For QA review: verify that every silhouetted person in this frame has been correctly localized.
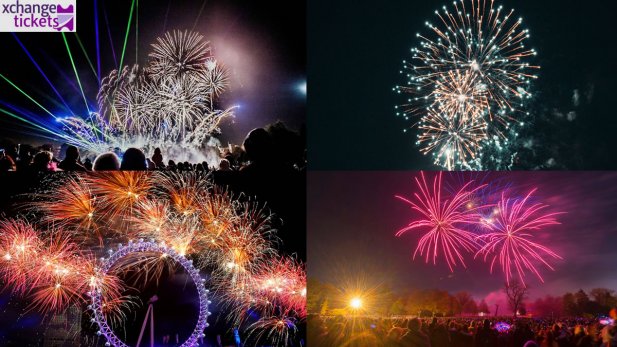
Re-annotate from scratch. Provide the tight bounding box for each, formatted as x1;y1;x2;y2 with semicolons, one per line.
401;318;431;347
475;319;497;347
167;160;176;171
84;158;93;171
0;149;16;171
513;321;535;347
146;158;156;170
93;152;120;171
429;318;450;347
41;144;60;164
242;128;273;168
30;151;55;172
58;145;87;171
152;147;163;167
266;121;304;168
219;159;232;171
120;147;147;170
16;144;34;171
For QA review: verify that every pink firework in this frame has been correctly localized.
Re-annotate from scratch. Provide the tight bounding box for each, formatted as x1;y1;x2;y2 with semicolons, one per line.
253;257;307;319
396;172;487;271
475;189;563;285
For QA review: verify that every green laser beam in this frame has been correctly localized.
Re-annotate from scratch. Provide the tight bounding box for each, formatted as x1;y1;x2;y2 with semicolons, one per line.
0;107;63;137
62;32;90;113
0;73;56;119
74;32;98;79
0;105;99;148
119;0;136;72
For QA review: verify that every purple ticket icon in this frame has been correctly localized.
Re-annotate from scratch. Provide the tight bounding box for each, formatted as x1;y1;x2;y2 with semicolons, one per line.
56;4;74;31
57;4;73;13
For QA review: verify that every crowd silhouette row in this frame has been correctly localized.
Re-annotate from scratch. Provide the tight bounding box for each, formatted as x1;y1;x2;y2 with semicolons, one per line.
0;123;306;174
308;309;617;347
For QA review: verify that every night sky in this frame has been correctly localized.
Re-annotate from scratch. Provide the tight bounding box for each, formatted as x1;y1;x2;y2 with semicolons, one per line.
0;1;306;344
308;0;617;170
308;171;617;308
0;0;305;147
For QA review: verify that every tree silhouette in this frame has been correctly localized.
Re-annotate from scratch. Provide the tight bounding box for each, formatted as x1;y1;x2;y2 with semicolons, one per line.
504;280;528;317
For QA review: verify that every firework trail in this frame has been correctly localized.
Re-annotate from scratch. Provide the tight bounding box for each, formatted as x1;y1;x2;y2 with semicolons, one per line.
395;0;539;169
475;189;563;286
396;172;487;271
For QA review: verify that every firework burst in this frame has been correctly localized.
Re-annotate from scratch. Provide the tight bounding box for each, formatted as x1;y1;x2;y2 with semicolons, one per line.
0;220;125;316
475;189;563;285
395;0;539;170
253;257;307;319
247;315;298;347
397;173;564;286
58;30;235;161
149;30;212;79
396;172;487;271
85;171;153;220
417;107;488;170
29;175;100;242
1;172;305;346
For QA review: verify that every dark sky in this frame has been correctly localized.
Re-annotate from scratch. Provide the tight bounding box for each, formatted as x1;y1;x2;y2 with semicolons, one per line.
0;0;305;147
308;171;617;306
308;0;617;170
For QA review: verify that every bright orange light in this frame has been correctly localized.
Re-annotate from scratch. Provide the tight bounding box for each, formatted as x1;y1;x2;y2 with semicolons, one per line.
349;297;362;309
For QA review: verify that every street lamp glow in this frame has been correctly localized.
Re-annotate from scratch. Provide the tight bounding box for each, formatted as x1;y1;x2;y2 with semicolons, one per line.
350;297;362;309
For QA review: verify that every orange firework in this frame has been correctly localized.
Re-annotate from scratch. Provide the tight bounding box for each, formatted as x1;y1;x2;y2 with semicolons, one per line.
154;171;210;215
130;199;172;238
218;214;275;276
109;250;177;289
30;174;98;233
159;214;200;256
0;172;306;344
197;186;237;247
85;171;153;220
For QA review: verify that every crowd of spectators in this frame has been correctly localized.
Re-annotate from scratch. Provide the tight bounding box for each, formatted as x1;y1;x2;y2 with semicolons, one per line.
307;308;617;347
0;123;306;175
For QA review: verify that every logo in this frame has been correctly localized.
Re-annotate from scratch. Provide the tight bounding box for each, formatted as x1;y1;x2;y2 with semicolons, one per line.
0;0;76;32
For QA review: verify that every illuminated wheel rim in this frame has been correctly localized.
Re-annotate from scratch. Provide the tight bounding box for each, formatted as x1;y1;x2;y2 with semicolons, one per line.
89;240;211;347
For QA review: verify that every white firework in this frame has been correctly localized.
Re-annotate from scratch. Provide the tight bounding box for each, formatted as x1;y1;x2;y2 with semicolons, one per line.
59;30;235;160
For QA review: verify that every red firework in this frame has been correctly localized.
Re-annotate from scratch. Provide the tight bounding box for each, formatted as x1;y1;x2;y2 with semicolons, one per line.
396;172;487;271
0;220;124;315
253;257;307;319
475;189;563;286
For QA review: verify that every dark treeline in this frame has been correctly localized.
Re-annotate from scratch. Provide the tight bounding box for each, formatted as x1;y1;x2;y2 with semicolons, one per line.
309;278;617;319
